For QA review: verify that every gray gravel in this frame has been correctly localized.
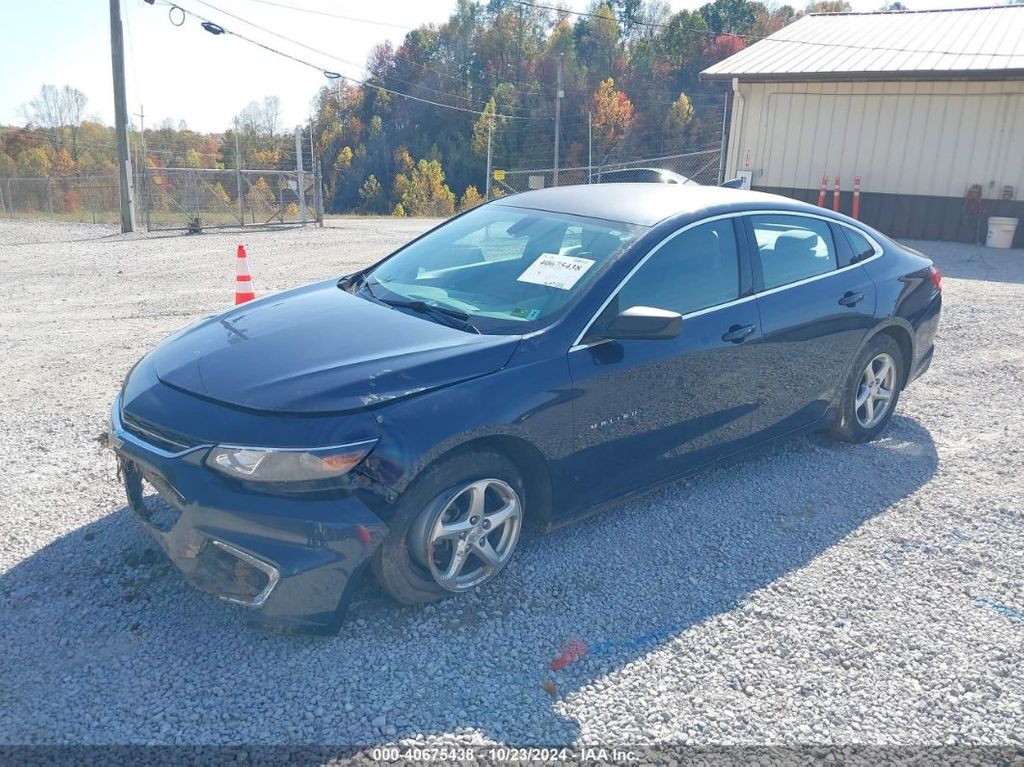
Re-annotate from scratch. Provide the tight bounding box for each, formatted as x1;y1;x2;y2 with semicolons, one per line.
0;218;1021;746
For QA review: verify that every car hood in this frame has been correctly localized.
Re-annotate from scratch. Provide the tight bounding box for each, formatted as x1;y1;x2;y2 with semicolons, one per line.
148;279;520;414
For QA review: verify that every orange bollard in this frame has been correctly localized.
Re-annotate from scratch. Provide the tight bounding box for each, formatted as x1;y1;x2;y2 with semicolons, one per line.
817;175;828;207
235;244;256;304
832;176;841;213
852;176;862;220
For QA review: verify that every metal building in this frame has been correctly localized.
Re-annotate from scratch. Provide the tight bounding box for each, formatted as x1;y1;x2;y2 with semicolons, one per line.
702;6;1024;246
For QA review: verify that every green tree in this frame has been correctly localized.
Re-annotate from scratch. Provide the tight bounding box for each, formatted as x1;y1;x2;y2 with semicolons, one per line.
805;0;852;11
472;98;498;157
358;174;387;214
575;3;621;76
700;0;760;35
656;10;710;68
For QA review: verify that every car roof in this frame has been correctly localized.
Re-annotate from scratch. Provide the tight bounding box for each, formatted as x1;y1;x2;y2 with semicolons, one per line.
600;167;676;175
496;183;826;227
598;168;691;182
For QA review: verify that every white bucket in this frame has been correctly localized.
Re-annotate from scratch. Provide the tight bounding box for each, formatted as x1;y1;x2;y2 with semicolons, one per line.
986;216;1019;249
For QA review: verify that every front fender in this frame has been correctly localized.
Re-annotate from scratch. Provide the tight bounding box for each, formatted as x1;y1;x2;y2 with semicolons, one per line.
357;349;575;507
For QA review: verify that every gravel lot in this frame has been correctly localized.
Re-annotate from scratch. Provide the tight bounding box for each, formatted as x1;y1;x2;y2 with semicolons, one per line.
0;217;1021;747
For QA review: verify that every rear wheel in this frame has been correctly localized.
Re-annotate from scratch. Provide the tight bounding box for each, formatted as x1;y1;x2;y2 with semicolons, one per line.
372;451;525;605
830;335;904;443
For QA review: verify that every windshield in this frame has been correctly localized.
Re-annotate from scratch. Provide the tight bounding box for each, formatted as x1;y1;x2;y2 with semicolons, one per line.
355;204;646;334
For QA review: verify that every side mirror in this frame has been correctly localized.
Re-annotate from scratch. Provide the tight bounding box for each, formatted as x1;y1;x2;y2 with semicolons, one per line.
604;306;682;341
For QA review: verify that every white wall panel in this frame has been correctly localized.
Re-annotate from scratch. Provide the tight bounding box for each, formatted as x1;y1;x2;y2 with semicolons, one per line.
726;79;1024;199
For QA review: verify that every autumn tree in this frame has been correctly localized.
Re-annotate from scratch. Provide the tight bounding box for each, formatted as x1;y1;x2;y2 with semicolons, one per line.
705;33;748;66
16;147;51;178
246;176;274;218
0;152;15;177
663;92;694;147
753;4;796;36
590;78;635;163
395;158;456;217
459;185;485;211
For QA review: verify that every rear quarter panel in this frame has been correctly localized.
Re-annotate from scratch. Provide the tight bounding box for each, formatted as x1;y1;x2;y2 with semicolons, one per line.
860;240;941;381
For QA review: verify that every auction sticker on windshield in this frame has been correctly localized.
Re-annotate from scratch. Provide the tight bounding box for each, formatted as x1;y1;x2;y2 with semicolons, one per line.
517;254;595;290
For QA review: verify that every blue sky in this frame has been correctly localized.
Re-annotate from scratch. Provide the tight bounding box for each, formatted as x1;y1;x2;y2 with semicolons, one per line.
0;0;1005;133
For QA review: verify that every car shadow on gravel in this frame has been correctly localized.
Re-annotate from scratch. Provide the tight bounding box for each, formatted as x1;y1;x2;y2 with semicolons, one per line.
0;416;937;746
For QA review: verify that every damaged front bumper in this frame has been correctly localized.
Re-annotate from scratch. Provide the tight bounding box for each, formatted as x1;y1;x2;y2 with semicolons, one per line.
108;395;388;633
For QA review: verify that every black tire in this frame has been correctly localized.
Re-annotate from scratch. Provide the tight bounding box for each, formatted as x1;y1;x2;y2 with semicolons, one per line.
829;334;904;443
371;450;526;605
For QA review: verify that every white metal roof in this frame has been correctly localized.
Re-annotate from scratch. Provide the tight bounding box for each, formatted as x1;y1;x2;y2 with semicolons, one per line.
701;6;1024;81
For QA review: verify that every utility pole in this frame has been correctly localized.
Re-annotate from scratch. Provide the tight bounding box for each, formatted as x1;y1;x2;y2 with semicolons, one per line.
110;0;136;232
134;105;150;230
309;121;320;225
485;118;493;201
718;89;729;185
553;54;563;187
588;110;593;184
295;126;306;225
235;131;244;225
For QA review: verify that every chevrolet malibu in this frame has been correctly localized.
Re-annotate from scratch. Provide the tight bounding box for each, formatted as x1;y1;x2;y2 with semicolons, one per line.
108;185;942;632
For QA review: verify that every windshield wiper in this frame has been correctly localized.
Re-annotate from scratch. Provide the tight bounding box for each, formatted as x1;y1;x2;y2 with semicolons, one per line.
346;275;480;333
378;296;481;334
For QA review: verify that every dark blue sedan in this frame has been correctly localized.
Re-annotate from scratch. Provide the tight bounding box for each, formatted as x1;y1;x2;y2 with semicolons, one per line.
108;185;942;632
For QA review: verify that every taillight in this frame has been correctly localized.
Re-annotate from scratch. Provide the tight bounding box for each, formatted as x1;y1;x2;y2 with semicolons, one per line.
929;265;942;292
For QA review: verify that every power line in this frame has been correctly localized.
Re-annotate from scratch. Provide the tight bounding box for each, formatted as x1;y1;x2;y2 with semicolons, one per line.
242;0;416;31
237;0;553;101
153;1;552;121
510;0;1024;58
206;0;729;117
190;0;514;112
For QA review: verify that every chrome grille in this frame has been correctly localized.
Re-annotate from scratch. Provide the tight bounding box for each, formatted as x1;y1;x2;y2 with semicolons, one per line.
121;410;198;453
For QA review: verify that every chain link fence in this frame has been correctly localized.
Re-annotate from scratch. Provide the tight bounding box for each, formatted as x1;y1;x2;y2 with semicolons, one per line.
0;176;125;225
141;168;322;231
494;148;722;196
0;166;323;231
2;147;719;229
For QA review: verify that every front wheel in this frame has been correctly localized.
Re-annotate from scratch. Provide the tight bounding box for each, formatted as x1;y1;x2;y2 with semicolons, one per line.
372;451;525;605
830;335;904;443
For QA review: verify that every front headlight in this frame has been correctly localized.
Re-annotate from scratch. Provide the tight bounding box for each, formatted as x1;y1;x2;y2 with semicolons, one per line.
205;440;376;483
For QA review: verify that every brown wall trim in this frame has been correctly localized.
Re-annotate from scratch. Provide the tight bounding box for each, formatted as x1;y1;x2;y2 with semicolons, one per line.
756;186;1024;248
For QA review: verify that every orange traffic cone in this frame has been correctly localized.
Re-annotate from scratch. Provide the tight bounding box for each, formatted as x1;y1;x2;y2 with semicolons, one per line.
235;244;256;304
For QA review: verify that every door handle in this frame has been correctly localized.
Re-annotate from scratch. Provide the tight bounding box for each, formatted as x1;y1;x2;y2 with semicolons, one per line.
722;324;756;343
838;291;865;307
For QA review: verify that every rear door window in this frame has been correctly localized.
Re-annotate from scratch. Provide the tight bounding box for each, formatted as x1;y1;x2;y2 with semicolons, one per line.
842;227;878;264
750;215;837;290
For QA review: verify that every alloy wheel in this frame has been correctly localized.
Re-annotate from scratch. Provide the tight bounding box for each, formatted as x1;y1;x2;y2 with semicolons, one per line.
411;478;522;592
855;352;897;429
